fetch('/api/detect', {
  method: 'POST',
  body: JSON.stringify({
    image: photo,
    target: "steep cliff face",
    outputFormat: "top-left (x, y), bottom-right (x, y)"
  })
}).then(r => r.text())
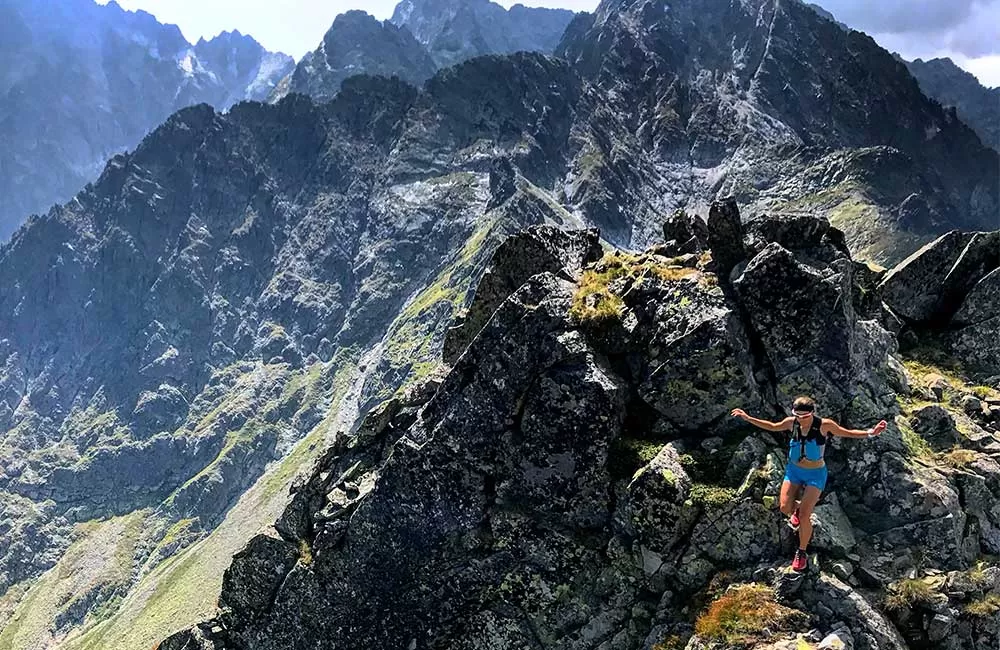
top-left (0, 0), bottom-right (293, 239)
top-left (0, 56), bottom-right (589, 649)
top-left (906, 57), bottom-right (1000, 152)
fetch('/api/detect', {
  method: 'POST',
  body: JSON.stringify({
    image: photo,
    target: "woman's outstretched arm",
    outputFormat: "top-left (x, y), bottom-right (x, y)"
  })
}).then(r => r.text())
top-left (731, 408), bottom-right (794, 432)
top-left (822, 419), bottom-right (888, 439)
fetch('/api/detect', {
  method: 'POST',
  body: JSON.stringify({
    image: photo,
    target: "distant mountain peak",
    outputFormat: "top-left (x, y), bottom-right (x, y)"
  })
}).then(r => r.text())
top-left (272, 0), bottom-right (577, 103)
top-left (0, 0), bottom-right (294, 239)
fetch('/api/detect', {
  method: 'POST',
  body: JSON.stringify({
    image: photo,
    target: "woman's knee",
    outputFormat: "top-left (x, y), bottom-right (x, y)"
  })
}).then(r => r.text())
top-left (779, 498), bottom-right (796, 515)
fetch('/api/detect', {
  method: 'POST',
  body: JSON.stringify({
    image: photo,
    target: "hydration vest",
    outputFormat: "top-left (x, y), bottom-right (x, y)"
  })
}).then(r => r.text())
top-left (789, 415), bottom-right (830, 462)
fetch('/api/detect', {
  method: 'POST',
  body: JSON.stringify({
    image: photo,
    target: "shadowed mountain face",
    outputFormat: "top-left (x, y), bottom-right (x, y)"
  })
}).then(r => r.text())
top-left (271, 0), bottom-right (576, 103)
top-left (2, 0), bottom-right (1000, 647)
top-left (0, 0), bottom-right (293, 240)
top-left (906, 57), bottom-right (1000, 152)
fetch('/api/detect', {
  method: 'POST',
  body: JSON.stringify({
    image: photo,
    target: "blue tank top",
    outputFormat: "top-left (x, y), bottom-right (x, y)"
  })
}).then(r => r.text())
top-left (789, 416), bottom-right (829, 462)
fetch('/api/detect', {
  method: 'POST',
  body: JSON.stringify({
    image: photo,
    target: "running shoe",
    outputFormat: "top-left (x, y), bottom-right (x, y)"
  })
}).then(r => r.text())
top-left (792, 549), bottom-right (808, 572)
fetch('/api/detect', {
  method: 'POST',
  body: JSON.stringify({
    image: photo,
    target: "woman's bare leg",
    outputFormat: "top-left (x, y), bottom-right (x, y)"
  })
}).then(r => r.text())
top-left (797, 486), bottom-right (823, 550)
top-left (779, 480), bottom-right (800, 516)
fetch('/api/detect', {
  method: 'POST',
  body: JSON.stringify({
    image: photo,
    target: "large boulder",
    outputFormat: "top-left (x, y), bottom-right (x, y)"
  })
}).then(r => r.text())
top-left (635, 295), bottom-right (760, 433)
top-left (810, 494), bottom-right (858, 558)
top-left (661, 208), bottom-right (708, 254)
top-left (219, 534), bottom-right (301, 628)
top-left (734, 243), bottom-right (893, 419)
top-left (623, 445), bottom-right (693, 555)
top-left (442, 226), bottom-right (601, 363)
top-left (909, 404), bottom-right (959, 450)
top-left (948, 267), bottom-right (1000, 372)
top-left (878, 230), bottom-right (999, 326)
top-left (745, 213), bottom-right (851, 267)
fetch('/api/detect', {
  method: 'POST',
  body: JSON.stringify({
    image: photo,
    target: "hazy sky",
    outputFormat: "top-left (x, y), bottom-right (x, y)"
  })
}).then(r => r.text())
top-left (97, 0), bottom-right (999, 87)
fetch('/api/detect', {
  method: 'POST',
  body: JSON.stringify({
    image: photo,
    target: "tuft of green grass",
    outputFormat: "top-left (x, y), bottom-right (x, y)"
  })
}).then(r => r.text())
top-left (898, 418), bottom-right (934, 460)
top-left (971, 385), bottom-right (1000, 401)
top-left (570, 267), bottom-right (627, 323)
top-left (885, 578), bottom-right (937, 611)
top-left (570, 251), bottom-right (699, 324)
top-left (964, 593), bottom-right (1000, 617)
top-left (694, 584), bottom-right (802, 644)
top-left (941, 448), bottom-right (977, 469)
top-left (688, 484), bottom-right (737, 509)
top-left (298, 540), bottom-right (313, 567)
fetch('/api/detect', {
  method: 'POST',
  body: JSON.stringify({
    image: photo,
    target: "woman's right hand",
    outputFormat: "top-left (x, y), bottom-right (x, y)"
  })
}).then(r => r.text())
top-left (731, 408), bottom-right (748, 421)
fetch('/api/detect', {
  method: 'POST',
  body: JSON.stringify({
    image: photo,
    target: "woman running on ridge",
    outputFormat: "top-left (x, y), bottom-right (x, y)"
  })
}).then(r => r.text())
top-left (731, 396), bottom-right (887, 572)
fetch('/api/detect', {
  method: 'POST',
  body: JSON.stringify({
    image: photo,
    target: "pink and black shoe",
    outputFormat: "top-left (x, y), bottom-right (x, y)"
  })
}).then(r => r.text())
top-left (792, 549), bottom-right (808, 572)
top-left (788, 508), bottom-right (801, 531)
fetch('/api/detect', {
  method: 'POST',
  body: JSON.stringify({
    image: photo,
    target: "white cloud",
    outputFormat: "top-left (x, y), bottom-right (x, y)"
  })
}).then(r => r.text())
top-left (813, 0), bottom-right (1000, 85)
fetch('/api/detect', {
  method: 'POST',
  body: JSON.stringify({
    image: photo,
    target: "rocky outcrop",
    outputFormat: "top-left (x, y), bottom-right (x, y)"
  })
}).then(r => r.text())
top-left (878, 231), bottom-right (1000, 326)
top-left (163, 205), bottom-right (1000, 650)
top-left (0, 0), bottom-right (292, 238)
top-left (442, 225), bottom-right (601, 363)
top-left (875, 229), bottom-right (1000, 373)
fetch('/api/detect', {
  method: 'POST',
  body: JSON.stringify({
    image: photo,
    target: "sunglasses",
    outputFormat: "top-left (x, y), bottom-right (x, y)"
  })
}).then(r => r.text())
top-left (791, 409), bottom-right (814, 417)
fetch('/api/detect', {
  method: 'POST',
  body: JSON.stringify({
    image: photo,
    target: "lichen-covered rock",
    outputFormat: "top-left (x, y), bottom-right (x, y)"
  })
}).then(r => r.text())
top-left (810, 494), bottom-right (857, 558)
top-left (661, 209), bottom-right (708, 254)
top-left (706, 198), bottom-right (747, 279)
top-left (442, 226), bottom-right (601, 364)
top-left (745, 213), bottom-right (851, 268)
top-left (947, 266), bottom-right (1000, 373)
top-left (910, 404), bottom-right (960, 449)
top-left (623, 445), bottom-right (692, 554)
top-left (734, 242), bottom-right (894, 420)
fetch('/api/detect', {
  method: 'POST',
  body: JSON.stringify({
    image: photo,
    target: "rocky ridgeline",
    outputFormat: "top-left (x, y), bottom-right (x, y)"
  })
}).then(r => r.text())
top-left (163, 204), bottom-right (1000, 650)
top-left (3, 0), bottom-right (1000, 644)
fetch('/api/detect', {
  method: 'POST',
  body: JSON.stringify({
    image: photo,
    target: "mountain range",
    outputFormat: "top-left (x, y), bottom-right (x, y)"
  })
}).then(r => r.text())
top-left (0, 0), bottom-right (294, 239)
top-left (0, 0), bottom-right (998, 648)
